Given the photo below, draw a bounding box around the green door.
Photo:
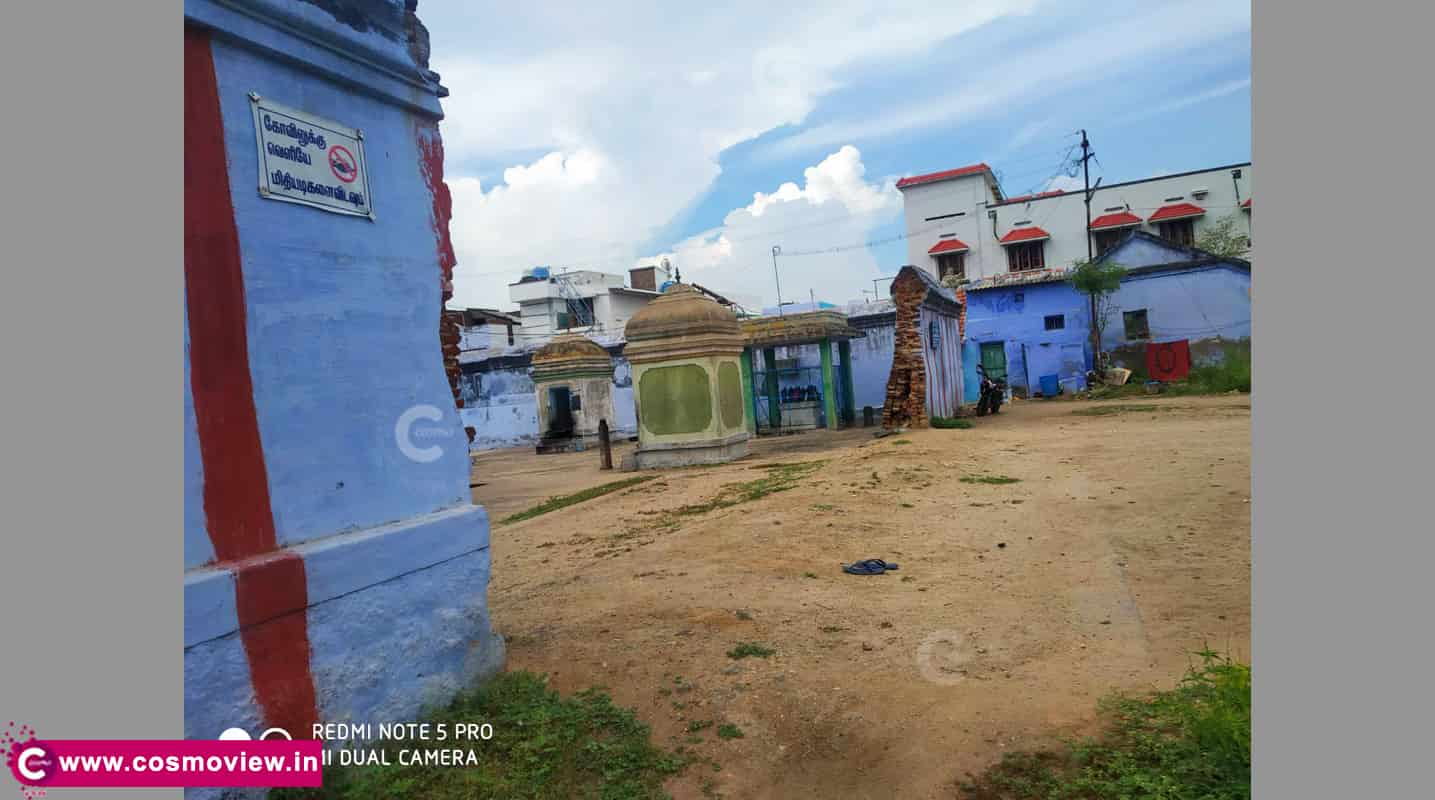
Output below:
[980,342,1008,382]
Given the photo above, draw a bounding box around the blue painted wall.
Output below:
[964,259,1251,393]
[208,36,470,546]
[965,281,1093,396]
[184,2,502,779]
[918,307,964,418]
[849,319,895,413]
[1102,265,1252,353]
[962,339,982,404]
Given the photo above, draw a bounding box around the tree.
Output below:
[1195,213,1251,258]
[1068,260,1127,375]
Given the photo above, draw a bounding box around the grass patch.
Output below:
[1175,351,1251,395]
[1071,404,1162,417]
[501,476,657,525]
[1089,352,1250,400]
[669,461,825,518]
[272,671,687,800]
[1083,382,1150,401]
[892,439,913,445]
[960,475,1021,485]
[734,610,753,621]
[716,724,745,740]
[803,571,819,579]
[687,719,714,733]
[727,642,775,660]
[931,416,974,429]
[958,650,1250,800]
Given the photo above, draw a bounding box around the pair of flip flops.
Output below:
[842,559,899,575]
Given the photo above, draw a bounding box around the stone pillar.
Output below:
[882,273,929,429]
[819,340,838,430]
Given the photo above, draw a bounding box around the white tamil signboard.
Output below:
[249,93,374,219]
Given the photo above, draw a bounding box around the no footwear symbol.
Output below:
[328,144,357,183]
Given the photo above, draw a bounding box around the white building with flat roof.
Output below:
[897,162,1252,285]
[508,267,664,338]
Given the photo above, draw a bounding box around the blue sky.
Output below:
[421,0,1250,311]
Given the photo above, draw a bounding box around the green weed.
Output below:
[726,642,775,660]
[1071,404,1162,416]
[669,462,826,518]
[958,650,1250,800]
[931,416,974,429]
[960,475,1021,485]
[272,671,687,800]
[1175,352,1251,395]
[501,476,657,524]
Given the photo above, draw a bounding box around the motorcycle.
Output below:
[975,364,1007,416]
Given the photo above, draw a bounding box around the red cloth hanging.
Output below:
[1146,339,1191,382]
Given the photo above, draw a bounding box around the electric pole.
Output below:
[771,246,785,316]
[1080,130,1101,375]
[1081,129,1093,262]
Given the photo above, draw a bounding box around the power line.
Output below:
[774,219,951,257]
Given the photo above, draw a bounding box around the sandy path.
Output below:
[471,395,1251,799]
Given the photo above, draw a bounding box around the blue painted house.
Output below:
[962,231,1250,396]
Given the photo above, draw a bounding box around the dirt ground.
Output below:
[470,395,1251,799]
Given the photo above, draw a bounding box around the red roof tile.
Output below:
[928,238,970,254]
[1241,198,1252,209]
[1148,202,1205,222]
[1089,211,1143,230]
[999,190,1066,205]
[896,163,992,189]
[999,226,1050,245]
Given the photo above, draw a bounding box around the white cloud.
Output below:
[640,145,901,310]
[757,0,1251,160]
[1044,174,1085,193]
[418,0,1249,310]
[419,0,1038,308]
[1108,77,1252,127]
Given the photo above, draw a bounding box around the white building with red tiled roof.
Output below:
[897,162,1252,284]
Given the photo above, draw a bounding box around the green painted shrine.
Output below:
[624,283,751,468]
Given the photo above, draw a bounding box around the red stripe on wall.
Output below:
[235,553,319,736]
[185,26,318,735]
[185,27,278,563]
